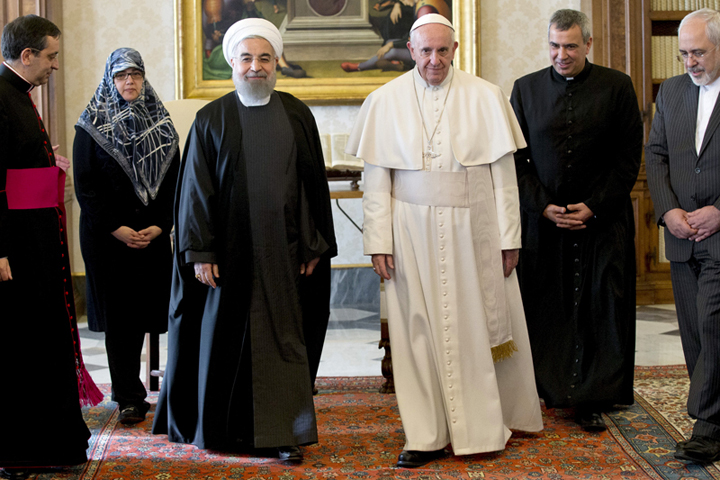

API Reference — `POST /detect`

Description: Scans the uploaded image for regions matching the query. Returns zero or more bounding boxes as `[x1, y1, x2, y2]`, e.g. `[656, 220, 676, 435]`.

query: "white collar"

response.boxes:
[700, 75, 720, 95]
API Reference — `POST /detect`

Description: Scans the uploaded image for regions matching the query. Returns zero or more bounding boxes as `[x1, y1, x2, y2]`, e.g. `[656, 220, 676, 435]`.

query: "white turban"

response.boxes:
[410, 13, 454, 32]
[222, 18, 284, 66]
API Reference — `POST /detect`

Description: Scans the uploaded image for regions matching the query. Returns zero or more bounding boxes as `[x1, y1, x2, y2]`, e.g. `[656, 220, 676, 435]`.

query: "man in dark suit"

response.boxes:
[646, 8, 720, 465]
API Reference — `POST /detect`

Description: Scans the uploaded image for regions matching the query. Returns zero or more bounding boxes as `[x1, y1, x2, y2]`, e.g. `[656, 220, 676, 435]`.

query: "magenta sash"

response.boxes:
[5, 166, 65, 210]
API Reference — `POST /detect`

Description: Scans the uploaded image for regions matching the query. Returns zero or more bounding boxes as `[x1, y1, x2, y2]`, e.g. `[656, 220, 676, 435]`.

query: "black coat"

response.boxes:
[0, 64, 90, 467]
[153, 91, 336, 449]
[510, 62, 642, 408]
[73, 127, 178, 333]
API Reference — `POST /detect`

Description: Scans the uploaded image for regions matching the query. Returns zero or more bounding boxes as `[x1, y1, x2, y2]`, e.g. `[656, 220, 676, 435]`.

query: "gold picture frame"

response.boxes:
[174, 0, 480, 105]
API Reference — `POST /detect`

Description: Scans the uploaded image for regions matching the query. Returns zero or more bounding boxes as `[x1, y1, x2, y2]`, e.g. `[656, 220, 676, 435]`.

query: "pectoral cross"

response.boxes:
[423, 143, 440, 163]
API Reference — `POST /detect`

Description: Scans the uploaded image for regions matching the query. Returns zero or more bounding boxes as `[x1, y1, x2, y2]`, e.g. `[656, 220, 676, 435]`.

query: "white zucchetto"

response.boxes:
[410, 13, 454, 33]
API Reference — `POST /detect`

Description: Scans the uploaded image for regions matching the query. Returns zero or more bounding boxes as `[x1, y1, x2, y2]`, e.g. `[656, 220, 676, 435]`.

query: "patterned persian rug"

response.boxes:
[23, 366, 720, 479]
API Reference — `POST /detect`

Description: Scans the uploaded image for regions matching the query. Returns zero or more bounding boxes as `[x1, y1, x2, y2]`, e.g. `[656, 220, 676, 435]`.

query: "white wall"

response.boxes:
[481, 0, 583, 96]
[62, 0, 590, 271]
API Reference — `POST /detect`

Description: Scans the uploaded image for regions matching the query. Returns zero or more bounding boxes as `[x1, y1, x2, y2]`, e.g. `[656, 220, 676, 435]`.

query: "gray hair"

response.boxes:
[679, 8, 720, 46]
[548, 9, 591, 44]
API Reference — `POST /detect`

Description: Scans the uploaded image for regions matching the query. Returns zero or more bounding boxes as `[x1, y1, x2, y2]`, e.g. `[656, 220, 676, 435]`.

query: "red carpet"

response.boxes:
[24, 367, 720, 479]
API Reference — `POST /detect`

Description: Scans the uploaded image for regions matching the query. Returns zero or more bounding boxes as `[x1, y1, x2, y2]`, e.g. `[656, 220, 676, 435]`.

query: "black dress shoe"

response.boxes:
[277, 446, 303, 462]
[674, 435, 720, 463]
[396, 449, 446, 468]
[118, 405, 145, 425]
[575, 411, 607, 432]
[675, 438, 691, 450]
[0, 468, 30, 480]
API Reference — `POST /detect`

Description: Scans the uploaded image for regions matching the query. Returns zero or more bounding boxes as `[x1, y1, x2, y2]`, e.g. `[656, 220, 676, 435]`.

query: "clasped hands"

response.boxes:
[664, 206, 720, 242]
[111, 225, 162, 249]
[544, 202, 594, 230]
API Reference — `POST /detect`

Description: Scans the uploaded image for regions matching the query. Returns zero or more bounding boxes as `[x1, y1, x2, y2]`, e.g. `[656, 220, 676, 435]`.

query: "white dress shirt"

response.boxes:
[695, 76, 720, 153]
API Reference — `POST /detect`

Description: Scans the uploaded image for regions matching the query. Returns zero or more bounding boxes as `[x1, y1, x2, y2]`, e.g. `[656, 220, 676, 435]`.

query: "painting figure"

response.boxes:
[203, 0, 307, 79]
[340, 0, 450, 73]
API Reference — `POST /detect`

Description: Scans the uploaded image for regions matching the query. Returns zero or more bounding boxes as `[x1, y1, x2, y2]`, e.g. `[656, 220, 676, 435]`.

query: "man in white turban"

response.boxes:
[346, 14, 543, 468]
[153, 18, 337, 463]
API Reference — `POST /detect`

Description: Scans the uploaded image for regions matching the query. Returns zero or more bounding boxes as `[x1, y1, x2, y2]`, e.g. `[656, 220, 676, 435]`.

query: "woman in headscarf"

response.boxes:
[73, 48, 180, 425]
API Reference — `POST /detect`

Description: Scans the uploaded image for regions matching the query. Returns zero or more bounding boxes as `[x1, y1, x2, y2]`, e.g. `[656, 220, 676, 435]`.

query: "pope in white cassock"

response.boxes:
[346, 14, 543, 468]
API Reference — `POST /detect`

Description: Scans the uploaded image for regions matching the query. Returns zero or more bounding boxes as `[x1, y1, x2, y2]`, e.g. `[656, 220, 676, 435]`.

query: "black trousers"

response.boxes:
[105, 322, 148, 410]
[671, 242, 720, 440]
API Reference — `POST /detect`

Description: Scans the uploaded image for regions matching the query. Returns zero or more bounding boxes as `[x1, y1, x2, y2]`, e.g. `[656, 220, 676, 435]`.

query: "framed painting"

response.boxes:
[175, 0, 479, 104]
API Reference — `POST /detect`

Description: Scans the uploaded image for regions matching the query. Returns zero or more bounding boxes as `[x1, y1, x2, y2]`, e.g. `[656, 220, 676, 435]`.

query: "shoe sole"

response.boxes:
[674, 450, 720, 463]
[396, 461, 432, 468]
[580, 425, 607, 432]
[396, 452, 447, 468]
[119, 416, 145, 425]
[280, 457, 302, 463]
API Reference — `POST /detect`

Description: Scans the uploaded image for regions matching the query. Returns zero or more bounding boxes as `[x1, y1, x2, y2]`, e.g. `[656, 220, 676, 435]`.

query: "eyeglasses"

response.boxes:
[114, 71, 144, 81]
[677, 45, 718, 62]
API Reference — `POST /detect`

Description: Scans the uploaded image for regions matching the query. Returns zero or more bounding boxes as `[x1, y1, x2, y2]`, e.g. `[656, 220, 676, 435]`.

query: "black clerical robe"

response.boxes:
[153, 91, 336, 450]
[510, 62, 642, 409]
[0, 63, 90, 467]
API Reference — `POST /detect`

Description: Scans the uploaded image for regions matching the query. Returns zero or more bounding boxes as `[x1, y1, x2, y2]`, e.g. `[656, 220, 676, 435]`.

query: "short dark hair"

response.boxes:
[1, 14, 61, 61]
[549, 9, 591, 44]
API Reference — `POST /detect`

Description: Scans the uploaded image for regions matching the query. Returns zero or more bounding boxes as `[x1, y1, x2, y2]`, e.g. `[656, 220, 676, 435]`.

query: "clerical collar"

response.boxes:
[1, 62, 35, 93]
[237, 89, 272, 107]
[551, 60, 592, 83]
[412, 65, 454, 89]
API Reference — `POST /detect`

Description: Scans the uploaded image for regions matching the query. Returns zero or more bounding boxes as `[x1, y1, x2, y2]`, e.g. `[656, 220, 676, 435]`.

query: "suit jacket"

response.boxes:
[646, 73, 720, 262]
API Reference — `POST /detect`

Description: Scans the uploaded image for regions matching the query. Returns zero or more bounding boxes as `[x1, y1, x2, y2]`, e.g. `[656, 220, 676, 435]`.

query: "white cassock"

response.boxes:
[347, 67, 543, 455]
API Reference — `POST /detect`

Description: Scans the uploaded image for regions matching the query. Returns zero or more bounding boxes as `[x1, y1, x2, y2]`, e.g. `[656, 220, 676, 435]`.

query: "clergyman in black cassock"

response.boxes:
[509, 9, 642, 430]
[152, 18, 336, 460]
[0, 15, 99, 476]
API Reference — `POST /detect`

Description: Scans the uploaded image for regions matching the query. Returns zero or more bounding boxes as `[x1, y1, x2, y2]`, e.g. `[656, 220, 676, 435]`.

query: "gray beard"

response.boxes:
[233, 69, 277, 102]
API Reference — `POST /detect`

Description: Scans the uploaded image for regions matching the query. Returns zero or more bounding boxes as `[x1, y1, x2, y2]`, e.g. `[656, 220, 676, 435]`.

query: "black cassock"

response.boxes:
[153, 91, 336, 449]
[510, 62, 642, 409]
[0, 64, 90, 466]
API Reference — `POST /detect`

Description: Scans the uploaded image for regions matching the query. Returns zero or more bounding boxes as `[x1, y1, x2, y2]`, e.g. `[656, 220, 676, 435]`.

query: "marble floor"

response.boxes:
[79, 304, 685, 386]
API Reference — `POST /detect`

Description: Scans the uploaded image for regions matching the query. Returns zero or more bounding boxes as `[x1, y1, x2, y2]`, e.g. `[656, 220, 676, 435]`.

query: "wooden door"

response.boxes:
[591, 0, 674, 304]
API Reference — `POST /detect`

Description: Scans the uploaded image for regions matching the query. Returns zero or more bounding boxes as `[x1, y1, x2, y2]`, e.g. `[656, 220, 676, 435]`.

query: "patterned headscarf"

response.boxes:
[76, 48, 179, 205]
